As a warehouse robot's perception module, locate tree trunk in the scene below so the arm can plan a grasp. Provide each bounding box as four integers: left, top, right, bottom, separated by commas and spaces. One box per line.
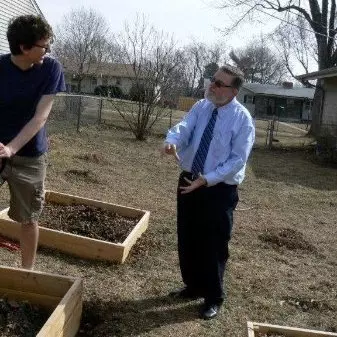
77, 80, 82, 93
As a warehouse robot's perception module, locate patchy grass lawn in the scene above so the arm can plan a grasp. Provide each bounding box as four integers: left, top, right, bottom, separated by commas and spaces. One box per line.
0, 120, 336, 337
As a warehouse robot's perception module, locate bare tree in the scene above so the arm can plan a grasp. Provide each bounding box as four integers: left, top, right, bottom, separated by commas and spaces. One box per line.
109, 15, 183, 140
53, 8, 111, 92
215, 0, 337, 136
181, 43, 227, 97
273, 16, 317, 81
230, 36, 286, 84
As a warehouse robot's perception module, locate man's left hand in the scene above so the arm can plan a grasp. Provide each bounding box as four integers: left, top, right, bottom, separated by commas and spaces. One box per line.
180, 176, 207, 194
0, 143, 14, 158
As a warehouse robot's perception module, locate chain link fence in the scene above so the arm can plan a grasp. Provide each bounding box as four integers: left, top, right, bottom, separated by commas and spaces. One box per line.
49, 94, 336, 162
50, 94, 179, 135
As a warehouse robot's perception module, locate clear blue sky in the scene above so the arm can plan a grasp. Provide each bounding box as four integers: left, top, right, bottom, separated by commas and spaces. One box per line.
37, 0, 279, 49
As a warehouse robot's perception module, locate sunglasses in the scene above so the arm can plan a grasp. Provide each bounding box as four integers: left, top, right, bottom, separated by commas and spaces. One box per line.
210, 76, 232, 88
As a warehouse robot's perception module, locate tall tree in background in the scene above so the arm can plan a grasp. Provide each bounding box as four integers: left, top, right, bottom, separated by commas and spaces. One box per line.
274, 16, 317, 81
229, 37, 286, 84
111, 15, 182, 140
204, 62, 219, 79
181, 43, 226, 97
216, 0, 337, 136
53, 8, 111, 92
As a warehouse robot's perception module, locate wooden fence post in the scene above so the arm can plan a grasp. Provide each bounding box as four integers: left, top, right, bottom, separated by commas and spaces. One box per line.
98, 98, 103, 124
76, 96, 82, 132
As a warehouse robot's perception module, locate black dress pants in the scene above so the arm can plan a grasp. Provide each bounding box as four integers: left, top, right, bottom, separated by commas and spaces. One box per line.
177, 171, 239, 305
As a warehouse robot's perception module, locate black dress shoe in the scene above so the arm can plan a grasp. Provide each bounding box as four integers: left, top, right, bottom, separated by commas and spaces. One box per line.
169, 287, 202, 299
200, 303, 220, 320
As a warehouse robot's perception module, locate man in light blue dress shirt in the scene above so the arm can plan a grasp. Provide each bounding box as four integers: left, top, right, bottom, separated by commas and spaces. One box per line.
162, 65, 255, 320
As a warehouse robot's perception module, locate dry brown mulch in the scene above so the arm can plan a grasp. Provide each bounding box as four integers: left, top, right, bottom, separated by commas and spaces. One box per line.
0, 298, 49, 337
258, 227, 317, 253
39, 202, 141, 243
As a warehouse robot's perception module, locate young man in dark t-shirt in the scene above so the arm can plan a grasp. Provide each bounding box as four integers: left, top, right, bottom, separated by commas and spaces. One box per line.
0, 15, 66, 269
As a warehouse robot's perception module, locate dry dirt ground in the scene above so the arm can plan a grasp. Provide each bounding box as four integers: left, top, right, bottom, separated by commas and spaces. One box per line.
0, 119, 336, 337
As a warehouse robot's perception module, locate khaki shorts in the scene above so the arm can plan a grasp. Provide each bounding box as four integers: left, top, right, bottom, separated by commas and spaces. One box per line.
0, 153, 47, 223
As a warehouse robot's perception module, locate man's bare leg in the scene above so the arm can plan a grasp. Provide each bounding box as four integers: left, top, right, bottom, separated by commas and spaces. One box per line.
20, 221, 39, 269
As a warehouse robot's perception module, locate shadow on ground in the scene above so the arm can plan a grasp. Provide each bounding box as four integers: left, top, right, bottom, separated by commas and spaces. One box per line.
77, 295, 201, 336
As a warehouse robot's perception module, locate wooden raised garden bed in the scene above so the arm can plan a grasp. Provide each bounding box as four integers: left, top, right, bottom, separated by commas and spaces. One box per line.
0, 190, 150, 263
247, 321, 337, 337
0, 265, 82, 337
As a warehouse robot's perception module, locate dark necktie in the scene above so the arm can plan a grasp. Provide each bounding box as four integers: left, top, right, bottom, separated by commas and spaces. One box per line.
191, 108, 218, 176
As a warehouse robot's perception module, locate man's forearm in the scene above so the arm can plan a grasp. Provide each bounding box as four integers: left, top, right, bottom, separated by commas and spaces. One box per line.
6, 115, 48, 155
6, 94, 55, 155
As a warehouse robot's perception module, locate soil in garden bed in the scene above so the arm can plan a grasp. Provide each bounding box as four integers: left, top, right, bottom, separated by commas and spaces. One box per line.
39, 202, 141, 243
0, 298, 49, 337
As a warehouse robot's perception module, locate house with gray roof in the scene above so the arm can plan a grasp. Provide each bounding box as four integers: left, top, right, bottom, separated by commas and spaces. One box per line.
237, 82, 315, 122
0, 0, 43, 54
63, 62, 143, 95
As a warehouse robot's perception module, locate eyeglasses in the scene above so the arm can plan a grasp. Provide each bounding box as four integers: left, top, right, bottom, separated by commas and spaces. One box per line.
210, 76, 232, 88
34, 44, 51, 53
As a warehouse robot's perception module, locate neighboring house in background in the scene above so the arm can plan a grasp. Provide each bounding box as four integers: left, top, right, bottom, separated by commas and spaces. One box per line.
62, 63, 139, 95
296, 67, 337, 137
237, 82, 315, 122
0, 0, 43, 54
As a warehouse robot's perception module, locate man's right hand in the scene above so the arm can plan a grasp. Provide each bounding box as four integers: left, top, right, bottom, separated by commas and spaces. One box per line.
0, 143, 14, 159
161, 143, 180, 162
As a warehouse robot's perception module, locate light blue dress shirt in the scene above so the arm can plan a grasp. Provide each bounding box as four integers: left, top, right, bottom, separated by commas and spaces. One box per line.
165, 98, 255, 186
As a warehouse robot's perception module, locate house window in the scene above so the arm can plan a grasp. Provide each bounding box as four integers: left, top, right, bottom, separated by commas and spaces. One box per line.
116, 78, 122, 85
102, 77, 108, 86
92, 77, 97, 86
244, 95, 254, 104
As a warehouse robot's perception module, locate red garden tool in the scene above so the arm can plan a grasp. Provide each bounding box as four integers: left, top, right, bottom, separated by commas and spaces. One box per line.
0, 236, 20, 252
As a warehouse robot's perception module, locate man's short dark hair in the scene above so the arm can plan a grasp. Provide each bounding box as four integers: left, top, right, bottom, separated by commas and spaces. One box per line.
7, 15, 53, 55
219, 64, 244, 90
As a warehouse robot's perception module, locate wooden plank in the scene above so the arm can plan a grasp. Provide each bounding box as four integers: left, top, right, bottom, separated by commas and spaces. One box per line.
247, 322, 337, 337
121, 210, 150, 262
58, 299, 82, 337
0, 215, 20, 238
0, 287, 60, 309
38, 279, 83, 337
0, 266, 82, 337
247, 321, 255, 337
0, 266, 75, 297
46, 190, 145, 218
0, 191, 150, 263
37, 225, 125, 261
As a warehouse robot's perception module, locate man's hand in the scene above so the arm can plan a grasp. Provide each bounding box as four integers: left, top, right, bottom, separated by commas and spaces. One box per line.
0, 143, 14, 158
180, 175, 207, 194
161, 143, 180, 162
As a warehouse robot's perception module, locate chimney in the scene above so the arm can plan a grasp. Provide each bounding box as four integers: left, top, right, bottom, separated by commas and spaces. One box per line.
282, 81, 293, 89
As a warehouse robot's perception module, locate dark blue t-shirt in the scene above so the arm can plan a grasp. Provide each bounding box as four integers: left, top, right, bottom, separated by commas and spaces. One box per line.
0, 54, 66, 156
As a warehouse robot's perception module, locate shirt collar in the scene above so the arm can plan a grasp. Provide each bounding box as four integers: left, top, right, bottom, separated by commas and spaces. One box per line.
212, 97, 237, 113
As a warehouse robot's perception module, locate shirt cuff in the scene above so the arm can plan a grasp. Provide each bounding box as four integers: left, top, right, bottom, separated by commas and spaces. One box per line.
203, 171, 221, 187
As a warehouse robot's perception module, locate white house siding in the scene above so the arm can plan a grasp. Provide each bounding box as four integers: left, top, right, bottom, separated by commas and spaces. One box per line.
98, 76, 133, 94
67, 76, 134, 95
322, 78, 337, 135
0, 0, 42, 54
237, 87, 255, 115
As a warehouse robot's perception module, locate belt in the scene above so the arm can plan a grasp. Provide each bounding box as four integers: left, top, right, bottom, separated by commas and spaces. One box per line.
181, 171, 237, 188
